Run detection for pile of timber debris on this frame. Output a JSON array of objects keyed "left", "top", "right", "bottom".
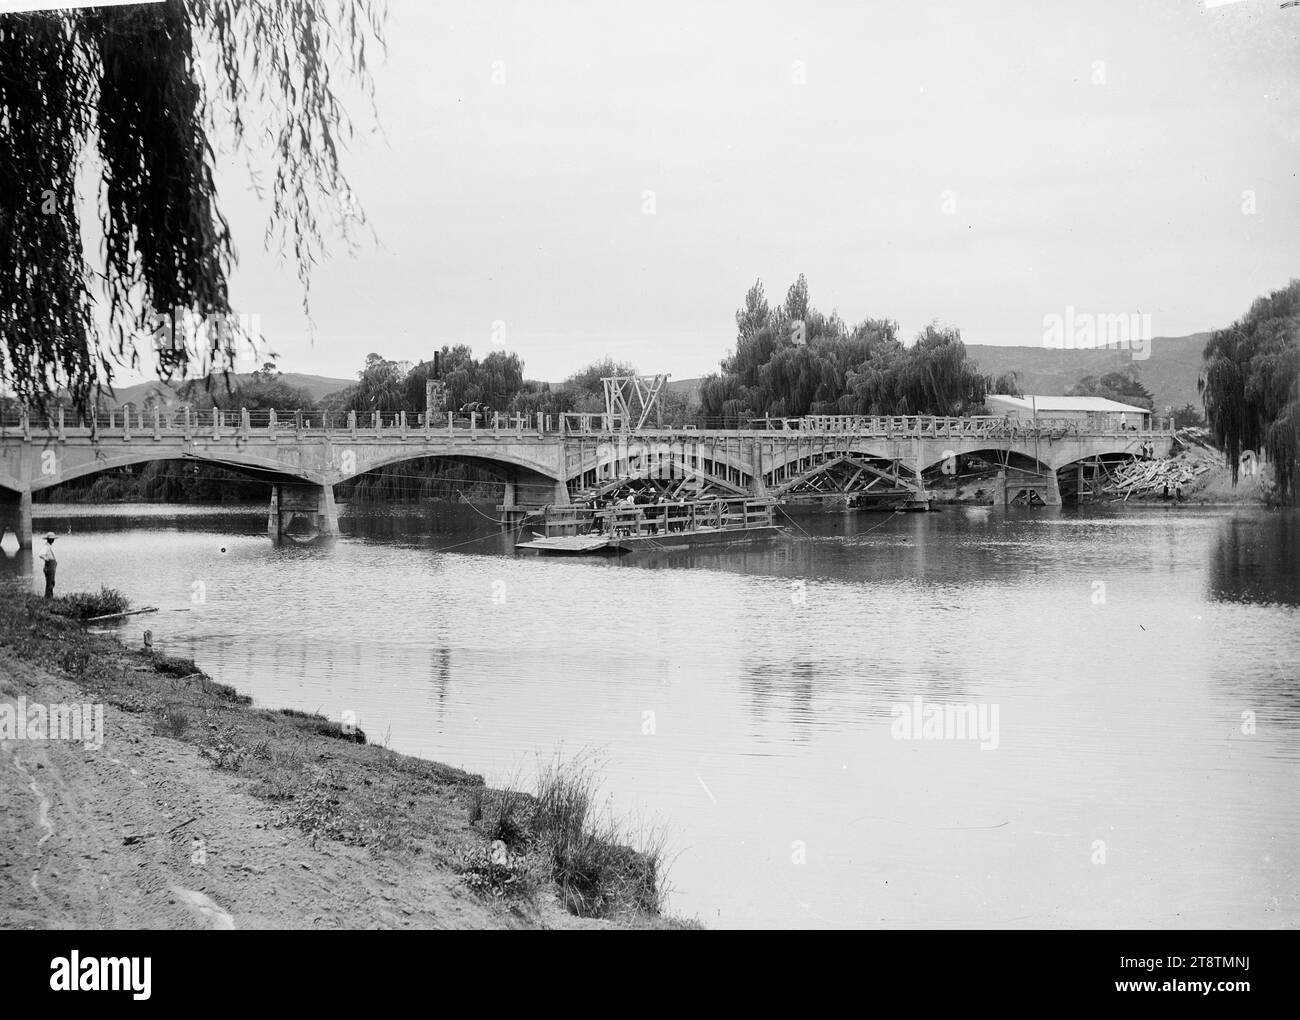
[{"left": 1099, "top": 428, "right": 1223, "bottom": 501}]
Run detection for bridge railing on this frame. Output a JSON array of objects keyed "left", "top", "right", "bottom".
[{"left": 0, "top": 406, "right": 1178, "bottom": 440}]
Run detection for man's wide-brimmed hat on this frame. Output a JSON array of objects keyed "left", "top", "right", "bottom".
[{"left": 44, "top": 532, "right": 56, "bottom": 541}]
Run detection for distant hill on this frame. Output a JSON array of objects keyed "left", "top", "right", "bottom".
[
  {"left": 102, "top": 372, "right": 353, "bottom": 408},
  {"left": 966, "top": 333, "right": 1212, "bottom": 412},
  {"left": 665, "top": 377, "right": 704, "bottom": 402}
]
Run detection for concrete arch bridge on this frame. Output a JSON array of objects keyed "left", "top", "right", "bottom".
[{"left": 0, "top": 408, "right": 1174, "bottom": 546}]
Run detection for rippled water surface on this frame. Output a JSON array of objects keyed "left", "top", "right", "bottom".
[{"left": 4, "top": 501, "right": 1297, "bottom": 928}]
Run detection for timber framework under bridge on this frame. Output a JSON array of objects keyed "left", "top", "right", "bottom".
[{"left": 0, "top": 407, "right": 1176, "bottom": 547}]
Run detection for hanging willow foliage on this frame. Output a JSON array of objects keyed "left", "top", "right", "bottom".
[
  {"left": 1199, "top": 279, "right": 1300, "bottom": 504},
  {"left": 0, "top": 0, "right": 384, "bottom": 412},
  {"left": 0, "top": 15, "right": 99, "bottom": 411}
]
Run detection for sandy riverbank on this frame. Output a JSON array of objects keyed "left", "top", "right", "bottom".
[{"left": 0, "top": 592, "right": 691, "bottom": 930}]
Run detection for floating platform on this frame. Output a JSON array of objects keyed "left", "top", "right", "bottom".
[
  {"left": 515, "top": 497, "right": 788, "bottom": 556},
  {"left": 517, "top": 524, "right": 788, "bottom": 556},
  {"left": 515, "top": 533, "right": 626, "bottom": 555}
]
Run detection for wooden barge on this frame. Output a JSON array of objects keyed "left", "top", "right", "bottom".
[{"left": 515, "top": 497, "right": 788, "bottom": 555}]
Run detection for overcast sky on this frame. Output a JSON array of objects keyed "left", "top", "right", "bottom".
[{"left": 171, "top": 0, "right": 1299, "bottom": 384}]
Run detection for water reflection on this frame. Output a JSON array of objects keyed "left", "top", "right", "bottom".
[{"left": 1208, "top": 512, "right": 1300, "bottom": 607}]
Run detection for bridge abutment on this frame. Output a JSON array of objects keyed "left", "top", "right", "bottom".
[
  {"left": 0, "top": 488, "right": 32, "bottom": 548},
  {"left": 268, "top": 483, "right": 339, "bottom": 543}
]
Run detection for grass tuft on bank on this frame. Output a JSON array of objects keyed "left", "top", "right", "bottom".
[
  {"left": 458, "top": 755, "right": 671, "bottom": 920},
  {"left": 48, "top": 586, "right": 130, "bottom": 620},
  {"left": 276, "top": 706, "right": 367, "bottom": 744}
]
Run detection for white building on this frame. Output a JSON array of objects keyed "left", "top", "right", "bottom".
[{"left": 985, "top": 394, "right": 1152, "bottom": 430}]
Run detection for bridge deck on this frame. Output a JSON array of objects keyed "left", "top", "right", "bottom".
[{"left": 0, "top": 407, "right": 1176, "bottom": 443}]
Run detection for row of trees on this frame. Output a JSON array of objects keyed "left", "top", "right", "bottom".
[
  {"left": 314, "top": 349, "right": 700, "bottom": 425},
  {"left": 698, "top": 276, "right": 1022, "bottom": 423},
  {"left": 1066, "top": 367, "right": 1154, "bottom": 409}
]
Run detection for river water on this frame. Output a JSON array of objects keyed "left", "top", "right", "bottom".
[{"left": 3, "top": 500, "right": 1297, "bottom": 929}]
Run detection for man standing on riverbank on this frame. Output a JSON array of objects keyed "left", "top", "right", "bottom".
[{"left": 37, "top": 532, "right": 57, "bottom": 598}]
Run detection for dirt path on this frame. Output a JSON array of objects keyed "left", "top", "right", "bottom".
[{"left": 0, "top": 652, "right": 540, "bottom": 930}]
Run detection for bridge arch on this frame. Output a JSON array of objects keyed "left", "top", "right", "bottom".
[
  {"left": 29, "top": 449, "right": 320, "bottom": 491},
  {"left": 564, "top": 439, "right": 756, "bottom": 498},
  {"left": 337, "top": 448, "right": 563, "bottom": 486},
  {"left": 917, "top": 447, "right": 1053, "bottom": 476}
]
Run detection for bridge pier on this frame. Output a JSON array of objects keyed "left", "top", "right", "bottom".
[
  {"left": 268, "top": 483, "right": 338, "bottom": 543},
  {"left": 0, "top": 488, "right": 32, "bottom": 548},
  {"left": 995, "top": 468, "right": 1061, "bottom": 508}
]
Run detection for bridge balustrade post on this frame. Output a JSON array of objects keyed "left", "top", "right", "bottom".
[
  {"left": 240, "top": 407, "right": 251, "bottom": 439},
  {"left": 20, "top": 409, "right": 30, "bottom": 441},
  {"left": 470, "top": 412, "right": 476, "bottom": 439},
  {"left": 348, "top": 411, "right": 356, "bottom": 439},
  {"left": 123, "top": 408, "right": 131, "bottom": 441},
  {"left": 400, "top": 411, "right": 408, "bottom": 438},
  {"left": 57, "top": 407, "right": 66, "bottom": 442},
  {"left": 493, "top": 412, "right": 500, "bottom": 435},
  {"left": 153, "top": 407, "right": 161, "bottom": 441},
  {"left": 212, "top": 408, "right": 222, "bottom": 440},
  {"left": 108, "top": 409, "right": 116, "bottom": 432},
  {"left": 267, "top": 409, "right": 276, "bottom": 442}
]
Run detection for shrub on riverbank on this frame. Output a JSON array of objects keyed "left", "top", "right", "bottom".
[
  {"left": 139, "top": 650, "right": 201, "bottom": 677},
  {"left": 459, "top": 756, "right": 669, "bottom": 919},
  {"left": 533, "top": 756, "right": 665, "bottom": 917},
  {"left": 276, "top": 706, "right": 367, "bottom": 744},
  {"left": 48, "top": 586, "right": 130, "bottom": 620},
  {"left": 155, "top": 705, "right": 192, "bottom": 738}
]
